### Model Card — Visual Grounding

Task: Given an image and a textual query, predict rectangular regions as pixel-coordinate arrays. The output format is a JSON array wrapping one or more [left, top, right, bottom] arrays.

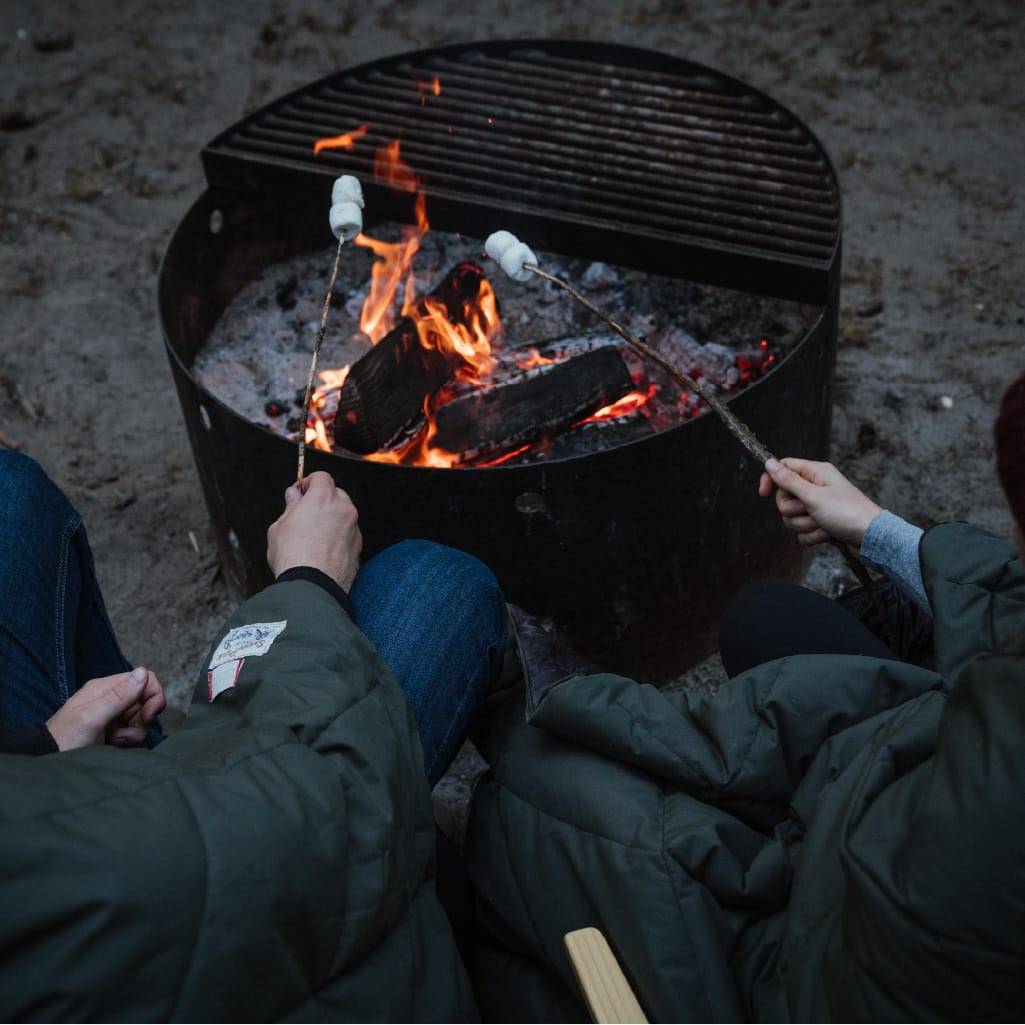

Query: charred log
[[431, 346, 635, 463], [443, 332, 620, 403], [500, 412, 654, 466], [334, 262, 489, 454]]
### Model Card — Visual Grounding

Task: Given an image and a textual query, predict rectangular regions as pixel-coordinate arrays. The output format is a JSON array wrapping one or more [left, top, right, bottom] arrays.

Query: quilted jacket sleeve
[[528, 654, 943, 831], [920, 521, 1025, 678], [0, 580, 474, 1022]]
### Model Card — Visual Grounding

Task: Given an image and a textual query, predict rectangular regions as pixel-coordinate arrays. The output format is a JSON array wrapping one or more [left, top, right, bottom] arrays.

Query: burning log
[[431, 346, 635, 464], [334, 262, 491, 454]]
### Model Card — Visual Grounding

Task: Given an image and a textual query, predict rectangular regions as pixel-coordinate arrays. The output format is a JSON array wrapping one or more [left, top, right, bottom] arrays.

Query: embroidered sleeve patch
[[210, 621, 287, 667], [207, 620, 287, 702]]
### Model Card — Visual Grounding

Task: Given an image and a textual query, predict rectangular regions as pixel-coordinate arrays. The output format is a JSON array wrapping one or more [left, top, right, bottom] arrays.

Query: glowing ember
[[313, 124, 368, 156]]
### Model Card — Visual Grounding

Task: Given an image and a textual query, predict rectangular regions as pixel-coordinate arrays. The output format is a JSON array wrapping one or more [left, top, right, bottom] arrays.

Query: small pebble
[[33, 30, 75, 53], [855, 299, 884, 318], [940, 395, 954, 409], [0, 109, 37, 132], [275, 276, 298, 311], [581, 261, 621, 291], [857, 421, 878, 451]]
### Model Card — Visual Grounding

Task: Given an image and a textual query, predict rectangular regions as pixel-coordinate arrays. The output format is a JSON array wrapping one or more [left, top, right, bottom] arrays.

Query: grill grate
[[203, 41, 840, 302]]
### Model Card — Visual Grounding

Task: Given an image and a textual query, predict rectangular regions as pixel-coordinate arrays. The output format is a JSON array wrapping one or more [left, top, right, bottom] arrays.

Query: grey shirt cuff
[[861, 510, 929, 610]]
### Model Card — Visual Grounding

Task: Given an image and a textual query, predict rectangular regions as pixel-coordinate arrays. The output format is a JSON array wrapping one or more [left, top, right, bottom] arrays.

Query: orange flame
[[373, 140, 417, 192], [304, 126, 652, 465], [365, 391, 459, 468], [352, 141, 429, 342], [580, 384, 658, 425], [304, 413, 332, 452], [313, 366, 350, 404], [303, 134, 503, 465], [514, 347, 556, 371], [416, 76, 443, 104], [313, 124, 368, 156], [413, 281, 499, 379]]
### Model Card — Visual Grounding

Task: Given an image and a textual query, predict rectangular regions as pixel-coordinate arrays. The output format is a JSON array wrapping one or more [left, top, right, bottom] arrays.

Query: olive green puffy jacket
[[0, 579, 476, 1022], [467, 523, 1025, 1022]]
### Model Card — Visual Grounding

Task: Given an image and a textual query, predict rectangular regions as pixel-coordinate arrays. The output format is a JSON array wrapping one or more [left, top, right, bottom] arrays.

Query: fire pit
[[159, 40, 841, 678]]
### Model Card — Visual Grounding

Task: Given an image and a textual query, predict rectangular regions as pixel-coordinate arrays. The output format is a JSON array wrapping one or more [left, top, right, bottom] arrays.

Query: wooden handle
[[565, 928, 648, 1024]]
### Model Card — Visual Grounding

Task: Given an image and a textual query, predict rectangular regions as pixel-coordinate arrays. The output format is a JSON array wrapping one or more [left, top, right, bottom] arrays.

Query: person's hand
[[758, 457, 882, 547], [46, 667, 166, 752], [266, 471, 362, 591]]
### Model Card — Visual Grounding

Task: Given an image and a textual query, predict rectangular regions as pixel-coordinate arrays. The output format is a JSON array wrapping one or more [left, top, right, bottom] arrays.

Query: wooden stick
[[565, 928, 647, 1024], [527, 263, 893, 643], [297, 234, 346, 486]]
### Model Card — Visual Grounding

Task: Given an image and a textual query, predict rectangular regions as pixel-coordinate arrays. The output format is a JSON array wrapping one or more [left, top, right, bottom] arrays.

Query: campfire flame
[[581, 384, 659, 425], [312, 124, 368, 157], [308, 130, 502, 463], [514, 347, 556, 371], [417, 76, 442, 104]]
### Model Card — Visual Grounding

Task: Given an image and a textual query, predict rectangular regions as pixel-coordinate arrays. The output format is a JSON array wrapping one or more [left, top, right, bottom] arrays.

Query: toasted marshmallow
[[332, 175, 364, 209], [329, 201, 363, 241]]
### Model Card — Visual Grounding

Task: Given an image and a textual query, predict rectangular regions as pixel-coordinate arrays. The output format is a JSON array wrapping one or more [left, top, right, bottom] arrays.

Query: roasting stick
[[485, 232, 890, 637], [296, 234, 346, 486], [524, 263, 772, 464], [296, 176, 365, 487]]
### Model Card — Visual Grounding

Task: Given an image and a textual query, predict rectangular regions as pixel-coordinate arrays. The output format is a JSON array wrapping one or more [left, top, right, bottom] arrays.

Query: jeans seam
[[87, 565, 133, 673], [426, 637, 499, 782], [54, 513, 82, 705]]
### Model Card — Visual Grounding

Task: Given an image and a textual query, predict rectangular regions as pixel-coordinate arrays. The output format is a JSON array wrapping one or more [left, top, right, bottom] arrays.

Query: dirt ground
[[2, 0, 1023, 730]]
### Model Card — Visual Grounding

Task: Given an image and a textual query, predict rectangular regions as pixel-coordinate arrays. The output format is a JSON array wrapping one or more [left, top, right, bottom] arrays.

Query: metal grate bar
[[274, 97, 837, 211], [202, 41, 841, 302], [236, 129, 834, 258], [262, 108, 838, 228], [330, 72, 824, 171]]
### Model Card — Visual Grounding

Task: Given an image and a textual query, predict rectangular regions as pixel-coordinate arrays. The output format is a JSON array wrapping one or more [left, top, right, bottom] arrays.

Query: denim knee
[[0, 451, 78, 565], [364, 539, 506, 630], [381, 539, 501, 595]]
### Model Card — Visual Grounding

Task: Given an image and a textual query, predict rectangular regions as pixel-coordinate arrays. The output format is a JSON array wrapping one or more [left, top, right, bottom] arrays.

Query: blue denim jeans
[[353, 540, 507, 784], [0, 451, 156, 741], [0, 451, 506, 782]]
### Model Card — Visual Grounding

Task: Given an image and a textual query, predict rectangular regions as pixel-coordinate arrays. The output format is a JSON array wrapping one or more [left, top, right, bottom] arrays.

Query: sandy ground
[[2, 0, 1022, 736]]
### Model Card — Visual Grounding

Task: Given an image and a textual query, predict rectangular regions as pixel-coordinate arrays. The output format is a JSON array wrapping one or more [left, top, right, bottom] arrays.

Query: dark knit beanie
[[995, 372, 1025, 530]]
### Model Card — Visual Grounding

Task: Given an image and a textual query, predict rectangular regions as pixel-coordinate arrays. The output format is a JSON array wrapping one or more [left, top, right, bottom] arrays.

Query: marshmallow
[[484, 230, 518, 262], [332, 175, 364, 209], [485, 230, 537, 283], [499, 241, 537, 283], [329, 201, 363, 241]]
